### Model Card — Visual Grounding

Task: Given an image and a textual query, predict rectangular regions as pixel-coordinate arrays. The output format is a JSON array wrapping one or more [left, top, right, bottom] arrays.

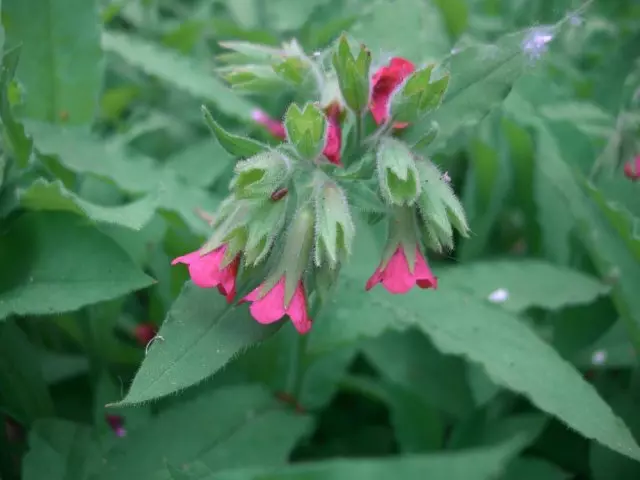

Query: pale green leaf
[[26, 121, 162, 194], [20, 179, 157, 230], [309, 277, 640, 462], [116, 283, 280, 405], [0, 212, 154, 320], [98, 385, 312, 479], [438, 259, 610, 312], [102, 31, 254, 121], [3, 0, 103, 124], [201, 436, 532, 480]]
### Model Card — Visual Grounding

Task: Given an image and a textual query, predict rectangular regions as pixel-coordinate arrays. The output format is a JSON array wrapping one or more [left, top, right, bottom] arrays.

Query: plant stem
[[354, 112, 364, 149], [286, 332, 309, 397]]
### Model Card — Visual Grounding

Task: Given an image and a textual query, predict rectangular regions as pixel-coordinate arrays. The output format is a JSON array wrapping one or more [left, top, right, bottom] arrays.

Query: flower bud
[[220, 65, 285, 93], [231, 151, 291, 200], [284, 103, 328, 160], [376, 137, 421, 206], [279, 207, 315, 305], [416, 159, 469, 251], [331, 35, 371, 113], [313, 180, 355, 269], [390, 65, 449, 124], [243, 198, 288, 266]]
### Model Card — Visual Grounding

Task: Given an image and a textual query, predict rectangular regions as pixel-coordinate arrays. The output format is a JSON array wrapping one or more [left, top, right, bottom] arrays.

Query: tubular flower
[[323, 103, 343, 165], [171, 245, 239, 302], [252, 109, 287, 139], [623, 155, 640, 181], [242, 278, 312, 334], [370, 57, 415, 127], [365, 245, 437, 294]]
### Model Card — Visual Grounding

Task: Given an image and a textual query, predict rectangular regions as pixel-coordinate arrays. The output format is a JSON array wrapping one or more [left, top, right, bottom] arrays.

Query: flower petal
[[380, 247, 415, 294], [414, 248, 438, 289], [286, 283, 312, 334], [246, 279, 287, 324], [171, 248, 226, 288]]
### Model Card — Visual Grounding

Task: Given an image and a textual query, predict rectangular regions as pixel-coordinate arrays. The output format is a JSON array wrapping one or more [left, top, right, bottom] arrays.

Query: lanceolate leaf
[[20, 179, 157, 230], [309, 277, 640, 462], [26, 121, 162, 194], [202, 106, 266, 158], [195, 436, 532, 480], [102, 31, 254, 121], [3, 0, 103, 124], [0, 212, 154, 320], [115, 283, 280, 405], [98, 386, 312, 479], [438, 259, 609, 313]]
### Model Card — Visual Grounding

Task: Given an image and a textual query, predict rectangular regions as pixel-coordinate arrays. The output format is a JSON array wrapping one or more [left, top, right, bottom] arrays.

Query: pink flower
[[323, 104, 342, 165], [105, 414, 126, 437], [624, 155, 640, 181], [370, 57, 415, 128], [242, 278, 312, 334], [171, 245, 239, 302], [365, 246, 437, 294], [252, 109, 287, 139], [134, 323, 157, 347]]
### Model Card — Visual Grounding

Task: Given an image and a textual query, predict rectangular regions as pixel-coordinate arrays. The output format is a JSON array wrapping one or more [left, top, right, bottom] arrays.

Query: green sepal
[[284, 103, 327, 160], [391, 66, 450, 124], [243, 198, 288, 266], [331, 35, 371, 113], [376, 137, 421, 206], [231, 150, 292, 199]]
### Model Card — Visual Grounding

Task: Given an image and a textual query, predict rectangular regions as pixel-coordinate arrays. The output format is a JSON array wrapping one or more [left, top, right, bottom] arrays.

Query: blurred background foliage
[[0, 0, 639, 479]]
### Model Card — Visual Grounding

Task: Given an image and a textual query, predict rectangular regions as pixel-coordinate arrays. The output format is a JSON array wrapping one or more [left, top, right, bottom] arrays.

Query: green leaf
[[22, 419, 104, 480], [309, 277, 640, 462], [433, 0, 469, 39], [0, 321, 54, 423], [19, 179, 157, 230], [202, 105, 266, 158], [363, 329, 476, 417], [199, 437, 532, 480], [164, 140, 233, 188], [0, 212, 154, 320], [350, 0, 450, 63], [406, 27, 545, 152], [0, 46, 33, 167], [438, 259, 610, 313], [102, 31, 254, 121], [26, 121, 161, 194], [3, 0, 103, 124], [501, 458, 570, 480], [115, 283, 280, 405], [98, 385, 312, 479]]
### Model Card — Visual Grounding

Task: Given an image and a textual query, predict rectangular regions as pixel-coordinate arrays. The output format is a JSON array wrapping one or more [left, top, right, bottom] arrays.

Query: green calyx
[[231, 150, 292, 200], [416, 159, 470, 252], [313, 179, 355, 269], [331, 35, 371, 114], [391, 65, 450, 124], [284, 102, 327, 160], [377, 137, 421, 206], [243, 198, 289, 267]]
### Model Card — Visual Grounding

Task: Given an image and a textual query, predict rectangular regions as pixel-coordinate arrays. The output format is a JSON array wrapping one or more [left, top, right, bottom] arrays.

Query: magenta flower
[[171, 245, 239, 302], [134, 323, 157, 347], [252, 109, 287, 139], [242, 278, 312, 334], [105, 414, 126, 437], [624, 155, 640, 181], [323, 115, 342, 166], [370, 57, 415, 128], [365, 246, 437, 294]]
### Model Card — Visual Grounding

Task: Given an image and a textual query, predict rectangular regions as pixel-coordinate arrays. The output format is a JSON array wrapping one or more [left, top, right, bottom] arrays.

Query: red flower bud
[[370, 57, 415, 127], [623, 155, 640, 181], [134, 323, 158, 347]]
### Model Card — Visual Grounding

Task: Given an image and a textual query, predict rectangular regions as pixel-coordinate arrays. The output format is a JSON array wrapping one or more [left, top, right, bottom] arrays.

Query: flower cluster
[[172, 36, 468, 334]]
